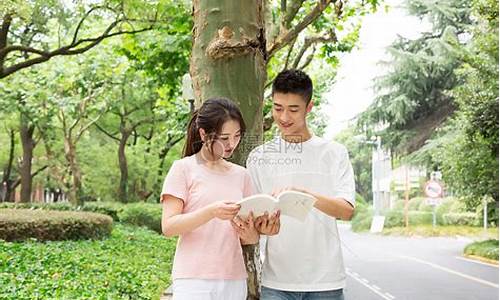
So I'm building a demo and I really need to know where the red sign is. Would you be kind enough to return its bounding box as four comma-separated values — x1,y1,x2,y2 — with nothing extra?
424,181,443,198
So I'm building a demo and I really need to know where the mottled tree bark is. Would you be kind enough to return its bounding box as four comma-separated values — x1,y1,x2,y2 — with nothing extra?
191,1,266,298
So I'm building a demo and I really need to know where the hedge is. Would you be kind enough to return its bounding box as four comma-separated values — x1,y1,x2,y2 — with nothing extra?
0,202,123,222
442,212,479,226
384,210,433,228
0,209,113,242
118,203,162,234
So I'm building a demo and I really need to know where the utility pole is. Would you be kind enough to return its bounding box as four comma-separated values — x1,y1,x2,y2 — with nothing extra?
404,165,409,228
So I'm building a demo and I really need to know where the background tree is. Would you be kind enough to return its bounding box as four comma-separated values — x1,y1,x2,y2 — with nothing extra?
359,0,472,153
358,0,498,222
0,0,172,78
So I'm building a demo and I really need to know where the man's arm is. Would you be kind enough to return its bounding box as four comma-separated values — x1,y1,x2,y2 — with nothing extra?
292,144,356,220
310,193,354,220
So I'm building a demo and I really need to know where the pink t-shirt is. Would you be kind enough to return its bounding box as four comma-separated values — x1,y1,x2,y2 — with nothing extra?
161,155,254,280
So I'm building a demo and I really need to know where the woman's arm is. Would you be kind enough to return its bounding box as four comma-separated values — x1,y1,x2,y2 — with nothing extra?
161,194,241,237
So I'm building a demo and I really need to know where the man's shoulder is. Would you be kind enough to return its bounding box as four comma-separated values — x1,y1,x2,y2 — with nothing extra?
311,136,349,154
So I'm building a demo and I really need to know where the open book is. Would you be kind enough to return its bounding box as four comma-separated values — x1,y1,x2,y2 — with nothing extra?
237,190,317,222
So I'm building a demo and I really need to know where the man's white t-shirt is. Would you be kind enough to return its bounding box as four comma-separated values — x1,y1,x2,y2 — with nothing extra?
246,135,355,291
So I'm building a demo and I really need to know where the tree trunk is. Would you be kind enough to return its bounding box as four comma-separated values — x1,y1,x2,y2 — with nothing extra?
2,129,16,202
191,1,266,298
191,0,266,164
118,128,131,203
19,113,35,203
64,137,83,206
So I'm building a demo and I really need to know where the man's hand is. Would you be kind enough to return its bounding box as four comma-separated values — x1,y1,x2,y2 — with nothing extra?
232,212,259,245
271,186,310,197
255,211,281,236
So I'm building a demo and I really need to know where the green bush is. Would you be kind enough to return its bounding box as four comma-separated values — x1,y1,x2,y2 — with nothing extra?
355,193,368,206
118,203,162,234
0,209,113,242
351,204,373,232
392,200,405,210
417,199,434,212
384,210,404,227
442,212,479,226
408,197,425,211
82,202,123,221
384,210,433,228
0,202,74,211
436,198,457,224
0,224,176,299
409,211,433,226
464,239,499,261
0,202,124,221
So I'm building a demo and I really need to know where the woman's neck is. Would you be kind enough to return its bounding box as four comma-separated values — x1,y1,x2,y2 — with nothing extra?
196,147,227,169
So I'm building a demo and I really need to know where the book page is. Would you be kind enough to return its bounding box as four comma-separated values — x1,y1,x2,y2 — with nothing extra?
237,194,278,218
276,190,317,221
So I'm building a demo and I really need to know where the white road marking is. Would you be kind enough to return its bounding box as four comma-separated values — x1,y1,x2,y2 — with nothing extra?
346,269,396,300
401,255,499,288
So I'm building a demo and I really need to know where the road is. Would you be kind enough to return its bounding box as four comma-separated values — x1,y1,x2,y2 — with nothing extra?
340,224,499,300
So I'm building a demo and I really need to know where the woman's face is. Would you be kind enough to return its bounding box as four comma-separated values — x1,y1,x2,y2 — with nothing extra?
201,119,242,159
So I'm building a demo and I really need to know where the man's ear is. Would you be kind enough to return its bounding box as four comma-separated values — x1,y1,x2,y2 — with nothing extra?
306,100,314,113
199,128,206,142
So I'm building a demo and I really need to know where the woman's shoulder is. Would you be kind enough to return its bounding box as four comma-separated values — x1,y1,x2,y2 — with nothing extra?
226,161,249,175
170,155,195,171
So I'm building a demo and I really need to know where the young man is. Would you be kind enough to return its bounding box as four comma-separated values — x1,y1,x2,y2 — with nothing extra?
247,69,355,300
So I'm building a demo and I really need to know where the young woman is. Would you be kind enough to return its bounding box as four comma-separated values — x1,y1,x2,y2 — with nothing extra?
161,98,258,300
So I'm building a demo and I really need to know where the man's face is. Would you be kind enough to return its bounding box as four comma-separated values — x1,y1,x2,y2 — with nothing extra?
272,92,312,137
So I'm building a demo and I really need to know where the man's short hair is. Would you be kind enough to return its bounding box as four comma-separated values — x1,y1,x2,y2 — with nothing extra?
272,69,313,105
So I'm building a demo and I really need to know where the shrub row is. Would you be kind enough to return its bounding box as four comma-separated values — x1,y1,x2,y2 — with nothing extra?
0,201,162,234
0,209,113,242
350,196,483,231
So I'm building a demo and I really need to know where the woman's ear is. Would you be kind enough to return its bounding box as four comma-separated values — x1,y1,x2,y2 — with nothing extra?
199,128,206,142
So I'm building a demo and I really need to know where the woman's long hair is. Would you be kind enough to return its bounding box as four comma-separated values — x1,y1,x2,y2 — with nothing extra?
183,98,246,157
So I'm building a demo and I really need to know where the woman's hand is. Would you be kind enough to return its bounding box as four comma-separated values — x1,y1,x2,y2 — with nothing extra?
209,201,241,220
255,211,281,236
231,212,259,245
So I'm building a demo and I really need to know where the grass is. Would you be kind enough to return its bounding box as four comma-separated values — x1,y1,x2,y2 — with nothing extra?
464,239,499,261
0,224,176,300
381,225,499,238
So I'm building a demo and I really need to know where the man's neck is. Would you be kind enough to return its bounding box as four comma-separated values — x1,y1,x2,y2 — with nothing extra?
280,128,312,143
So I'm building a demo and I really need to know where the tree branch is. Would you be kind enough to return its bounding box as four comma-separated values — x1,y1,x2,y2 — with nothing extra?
284,0,306,28
267,0,334,59
298,45,316,70
280,0,287,30
283,38,297,70
292,30,337,69
0,13,12,74
71,5,116,46
94,122,120,142
1,21,154,78
75,110,106,143
32,165,48,178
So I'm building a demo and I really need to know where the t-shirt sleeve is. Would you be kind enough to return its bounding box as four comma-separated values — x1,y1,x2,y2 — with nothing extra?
332,147,356,206
161,160,188,203
243,170,256,198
